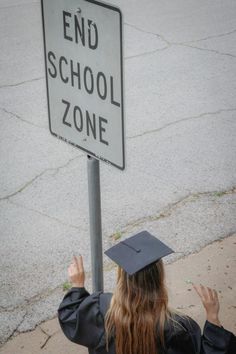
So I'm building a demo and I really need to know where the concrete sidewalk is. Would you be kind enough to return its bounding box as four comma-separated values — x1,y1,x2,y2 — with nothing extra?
1,234,235,354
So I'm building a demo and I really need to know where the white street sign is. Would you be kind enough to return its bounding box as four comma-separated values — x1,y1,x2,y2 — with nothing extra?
41,0,125,170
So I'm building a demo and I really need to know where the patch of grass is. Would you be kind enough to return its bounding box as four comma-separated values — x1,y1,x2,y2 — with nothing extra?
63,281,71,291
112,231,122,241
213,191,226,197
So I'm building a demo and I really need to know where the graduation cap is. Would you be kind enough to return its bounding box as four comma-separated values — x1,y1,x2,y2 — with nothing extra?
105,230,174,275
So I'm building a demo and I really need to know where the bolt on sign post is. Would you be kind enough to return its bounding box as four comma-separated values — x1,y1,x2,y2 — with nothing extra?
41,0,125,291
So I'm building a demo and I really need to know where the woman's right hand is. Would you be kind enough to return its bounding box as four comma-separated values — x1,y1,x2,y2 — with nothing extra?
193,284,221,327
68,255,85,288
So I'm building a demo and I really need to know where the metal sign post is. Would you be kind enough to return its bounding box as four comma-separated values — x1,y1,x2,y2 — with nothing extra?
87,155,103,292
41,0,125,293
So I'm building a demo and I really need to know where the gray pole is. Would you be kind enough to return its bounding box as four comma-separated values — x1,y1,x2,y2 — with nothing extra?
87,155,104,292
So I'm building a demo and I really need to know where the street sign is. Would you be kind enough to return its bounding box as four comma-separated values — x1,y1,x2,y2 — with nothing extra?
41,0,125,170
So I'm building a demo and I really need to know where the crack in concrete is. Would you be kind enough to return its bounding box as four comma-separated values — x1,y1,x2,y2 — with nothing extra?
39,326,52,349
125,46,169,60
0,285,63,314
128,107,236,140
176,43,236,59
4,311,28,344
112,187,236,237
0,77,44,89
125,22,171,45
8,199,80,230
124,23,236,60
125,22,236,47
1,107,47,130
40,335,51,349
0,155,82,201
0,171,48,201
0,306,9,312
183,28,236,44
124,22,172,60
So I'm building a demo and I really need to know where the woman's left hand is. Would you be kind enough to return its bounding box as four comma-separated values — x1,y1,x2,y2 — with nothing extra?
68,255,85,288
193,284,221,327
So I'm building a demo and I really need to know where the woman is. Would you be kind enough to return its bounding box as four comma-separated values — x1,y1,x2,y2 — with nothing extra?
58,231,235,354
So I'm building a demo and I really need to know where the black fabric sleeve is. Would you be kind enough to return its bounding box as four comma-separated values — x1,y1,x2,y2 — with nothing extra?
58,287,105,349
166,316,236,354
201,321,236,354
166,316,201,354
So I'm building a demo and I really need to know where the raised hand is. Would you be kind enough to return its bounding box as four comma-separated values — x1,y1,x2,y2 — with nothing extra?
193,284,221,327
68,255,85,288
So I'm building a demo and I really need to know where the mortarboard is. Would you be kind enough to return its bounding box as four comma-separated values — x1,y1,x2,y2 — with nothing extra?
104,230,174,275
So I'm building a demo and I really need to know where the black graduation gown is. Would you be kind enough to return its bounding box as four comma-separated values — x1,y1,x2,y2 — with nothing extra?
58,287,236,354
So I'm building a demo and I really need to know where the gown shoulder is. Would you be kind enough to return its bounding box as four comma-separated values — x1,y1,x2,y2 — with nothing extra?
164,313,201,353
58,287,112,350
165,313,235,354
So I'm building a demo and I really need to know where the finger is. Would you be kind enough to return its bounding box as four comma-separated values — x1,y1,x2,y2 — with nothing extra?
193,284,203,298
200,284,208,301
68,267,73,276
72,255,84,274
68,263,76,273
213,289,219,300
68,262,76,269
207,287,214,301
77,255,84,271
71,255,79,270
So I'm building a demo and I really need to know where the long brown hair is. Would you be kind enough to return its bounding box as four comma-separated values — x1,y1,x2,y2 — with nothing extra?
105,260,171,354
